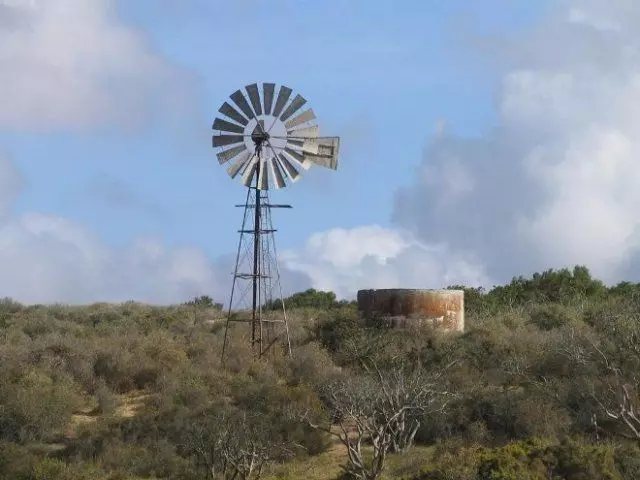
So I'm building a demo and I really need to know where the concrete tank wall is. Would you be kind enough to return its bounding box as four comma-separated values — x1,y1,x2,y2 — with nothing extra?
357,288,464,332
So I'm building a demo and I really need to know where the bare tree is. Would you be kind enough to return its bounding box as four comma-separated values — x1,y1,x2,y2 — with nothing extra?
541,325,640,442
184,409,299,479
587,340,640,441
303,362,453,480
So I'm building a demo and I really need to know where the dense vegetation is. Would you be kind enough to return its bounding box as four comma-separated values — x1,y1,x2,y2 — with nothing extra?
1,265,640,479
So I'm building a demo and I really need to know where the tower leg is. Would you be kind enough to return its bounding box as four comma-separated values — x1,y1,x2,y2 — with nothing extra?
221,186,253,363
262,194,293,357
251,160,261,356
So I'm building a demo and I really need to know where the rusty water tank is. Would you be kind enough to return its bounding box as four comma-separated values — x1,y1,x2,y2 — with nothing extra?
357,288,464,332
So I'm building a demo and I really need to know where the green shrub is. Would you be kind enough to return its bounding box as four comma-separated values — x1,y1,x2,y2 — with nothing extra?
0,370,83,442
413,438,625,480
527,303,577,331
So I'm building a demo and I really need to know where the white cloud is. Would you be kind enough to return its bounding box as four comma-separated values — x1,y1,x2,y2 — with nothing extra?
281,225,488,299
0,210,223,304
393,0,640,285
0,0,190,131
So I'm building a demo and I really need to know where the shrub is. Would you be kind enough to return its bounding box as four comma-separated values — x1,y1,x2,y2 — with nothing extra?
527,303,577,331
0,370,83,442
413,438,625,480
95,379,119,415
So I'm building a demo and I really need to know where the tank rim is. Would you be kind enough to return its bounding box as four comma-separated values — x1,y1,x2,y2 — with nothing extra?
357,288,464,294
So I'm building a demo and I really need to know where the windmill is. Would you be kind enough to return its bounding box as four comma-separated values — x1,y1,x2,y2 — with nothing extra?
212,83,340,360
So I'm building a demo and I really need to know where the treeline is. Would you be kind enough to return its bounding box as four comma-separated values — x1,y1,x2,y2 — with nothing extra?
451,265,640,312
272,265,640,313
0,266,639,479
264,288,355,311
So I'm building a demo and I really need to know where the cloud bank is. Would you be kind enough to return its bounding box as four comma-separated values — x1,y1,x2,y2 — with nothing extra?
281,226,487,300
0,205,222,305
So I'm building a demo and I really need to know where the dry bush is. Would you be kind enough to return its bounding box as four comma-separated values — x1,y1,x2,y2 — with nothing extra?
0,369,84,443
284,341,342,387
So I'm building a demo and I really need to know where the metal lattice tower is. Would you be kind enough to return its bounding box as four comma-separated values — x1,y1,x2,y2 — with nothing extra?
211,82,340,362
222,154,292,358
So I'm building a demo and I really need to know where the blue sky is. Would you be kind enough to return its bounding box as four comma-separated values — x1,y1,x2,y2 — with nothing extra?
4,0,548,252
4,0,640,304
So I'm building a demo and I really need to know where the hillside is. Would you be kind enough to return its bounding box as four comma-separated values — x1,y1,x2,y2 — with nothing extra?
1,266,640,479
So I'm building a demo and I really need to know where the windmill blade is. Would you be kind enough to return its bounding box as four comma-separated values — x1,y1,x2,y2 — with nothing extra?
213,117,245,134
231,89,255,119
272,85,292,118
263,83,275,115
284,146,313,170
212,134,244,147
241,156,259,186
258,159,269,190
217,144,247,165
269,157,286,189
277,153,300,182
245,83,263,116
279,94,307,122
284,146,305,163
285,108,316,130
219,102,248,126
286,125,319,138
227,151,252,178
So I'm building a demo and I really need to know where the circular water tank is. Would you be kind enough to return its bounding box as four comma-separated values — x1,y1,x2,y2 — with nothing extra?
357,288,464,332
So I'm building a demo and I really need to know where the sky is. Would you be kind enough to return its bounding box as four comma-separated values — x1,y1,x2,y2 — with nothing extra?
1,0,639,304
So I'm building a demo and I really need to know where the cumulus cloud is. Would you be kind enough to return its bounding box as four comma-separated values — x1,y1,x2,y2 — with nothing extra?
0,210,223,304
0,0,191,131
281,226,488,299
393,0,640,285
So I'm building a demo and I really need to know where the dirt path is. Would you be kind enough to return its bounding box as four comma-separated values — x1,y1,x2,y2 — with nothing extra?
64,390,152,440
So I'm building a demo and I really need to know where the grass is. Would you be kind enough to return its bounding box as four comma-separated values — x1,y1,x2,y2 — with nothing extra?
264,430,435,480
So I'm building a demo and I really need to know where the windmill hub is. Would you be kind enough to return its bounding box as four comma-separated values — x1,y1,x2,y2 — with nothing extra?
251,128,269,148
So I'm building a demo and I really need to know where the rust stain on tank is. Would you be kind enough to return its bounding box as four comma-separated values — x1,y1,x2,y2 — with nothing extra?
357,289,464,332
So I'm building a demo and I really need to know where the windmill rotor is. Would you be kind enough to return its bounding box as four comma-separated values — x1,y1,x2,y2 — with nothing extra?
212,83,340,190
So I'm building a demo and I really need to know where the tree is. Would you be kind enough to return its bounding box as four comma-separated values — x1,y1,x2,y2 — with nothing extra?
184,409,299,479
303,362,453,480
184,295,222,310
543,321,640,443
488,265,606,307
265,288,340,310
